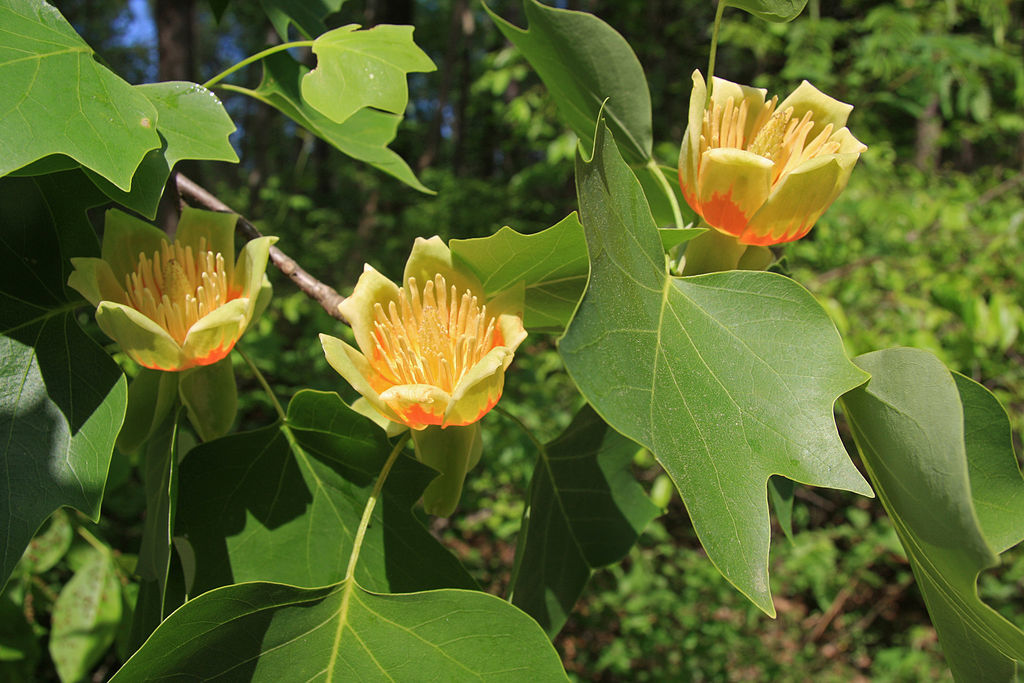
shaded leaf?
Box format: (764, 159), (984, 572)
(259, 0), (345, 41)
(0, 174), (126, 591)
(486, 0), (652, 162)
(177, 390), (474, 595)
(17, 509), (72, 574)
(727, 0), (808, 23)
(302, 24), (435, 125)
(113, 580), (567, 680)
(242, 53), (431, 193)
(450, 214), (588, 332)
(510, 404), (659, 636)
(842, 348), (1024, 681)
(559, 119), (871, 615)
(0, 0), (160, 189)
(49, 548), (122, 683)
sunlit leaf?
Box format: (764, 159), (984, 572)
(726, 0), (808, 23)
(559, 119), (871, 615)
(451, 214), (588, 332)
(302, 24), (435, 125)
(510, 404), (659, 636)
(49, 547), (122, 683)
(0, 0), (160, 189)
(242, 53), (431, 193)
(485, 0), (652, 162)
(0, 173), (126, 591)
(177, 390), (474, 595)
(112, 580), (568, 680)
(842, 348), (1024, 681)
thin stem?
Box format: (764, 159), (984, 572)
(706, 0), (727, 106)
(76, 525), (109, 555)
(344, 433), (411, 581)
(493, 405), (546, 456)
(202, 41), (315, 89)
(646, 158), (685, 229)
(236, 347), (287, 422)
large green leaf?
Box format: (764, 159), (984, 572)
(0, 0), (160, 189)
(236, 52), (430, 193)
(726, 0), (808, 23)
(450, 214), (588, 332)
(510, 404), (659, 636)
(559, 120), (871, 615)
(83, 82), (240, 219)
(258, 0), (346, 41)
(0, 173), (126, 591)
(112, 580), (568, 680)
(485, 0), (652, 163)
(842, 348), (1024, 681)
(177, 390), (474, 595)
(302, 24), (435, 125)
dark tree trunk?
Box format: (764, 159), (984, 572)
(914, 94), (942, 172)
(156, 0), (196, 233)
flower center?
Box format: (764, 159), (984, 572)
(371, 274), (501, 393)
(701, 95), (842, 186)
(124, 238), (235, 344)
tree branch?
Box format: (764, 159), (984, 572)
(175, 173), (348, 323)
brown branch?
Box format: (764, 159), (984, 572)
(175, 173), (348, 323)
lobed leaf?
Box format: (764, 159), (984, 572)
(842, 348), (1024, 681)
(113, 580), (568, 681)
(726, 0), (808, 23)
(559, 119), (871, 615)
(259, 0), (346, 41)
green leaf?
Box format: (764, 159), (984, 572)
(258, 0), (345, 41)
(49, 548), (122, 683)
(302, 24), (436, 125)
(178, 357), (237, 442)
(768, 477), (795, 542)
(450, 214), (588, 332)
(0, 173), (126, 592)
(0, 0), (160, 189)
(510, 404), (659, 636)
(117, 369), (179, 454)
(559, 120), (871, 615)
(112, 580), (568, 680)
(177, 390), (474, 595)
(83, 82), (240, 219)
(842, 348), (1024, 681)
(485, 0), (652, 162)
(17, 509), (72, 574)
(726, 0), (808, 22)
(658, 227), (706, 251)
(243, 53), (431, 193)
(637, 163), (697, 229)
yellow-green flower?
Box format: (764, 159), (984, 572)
(320, 236), (526, 516)
(320, 236), (526, 431)
(68, 208), (274, 371)
(678, 70), (866, 245)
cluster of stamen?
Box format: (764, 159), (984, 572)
(701, 95), (842, 186)
(371, 275), (499, 393)
(124, 238), (234, 344)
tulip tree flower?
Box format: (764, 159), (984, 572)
(320, 236), (526, 516)
(68, 208), (275, 372)
(68, 208), (275, 443)
(678, 70), (866, 246)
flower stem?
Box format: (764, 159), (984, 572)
(706, 0), (727, 106)
(646, 158), (685, 229)
(494, 405), (546, 455)
(344, 433), (411, 581)
(236, 347), (287, 422)
(202, 41), (315, 89)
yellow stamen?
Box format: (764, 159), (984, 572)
(701, 93), (841, 188)
(124, 238), (234, 344)
(371, 275), (499, 393)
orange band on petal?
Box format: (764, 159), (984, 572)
(396, 403), (446, 430)
(699, 192), (753, 238)
(193, 342), (234, 367)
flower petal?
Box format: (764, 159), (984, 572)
(696, 148), (773, 237)
(338, 265), (401, 360)
(403, 236), (483, 298)
(777, 80), (854, 142)
(95, 301), (187, 371)
(484, 281), (528, 352)
(679, 70), (708, 210)
(67, 257), (129, 307)
(181, 297), (249, 366)
(379, 383), (452, 430)
(708, 74), (769, 144)
(233, 236), (277, 314)
(350, 397), (409, 438)
(741, 155), (841, 245)
(101, 209), (170, 282)
(175, 208), (239, 283)
(444, 346), (512, 427)
(320, 333), (401, 424)
(411, 423), (482, 517)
